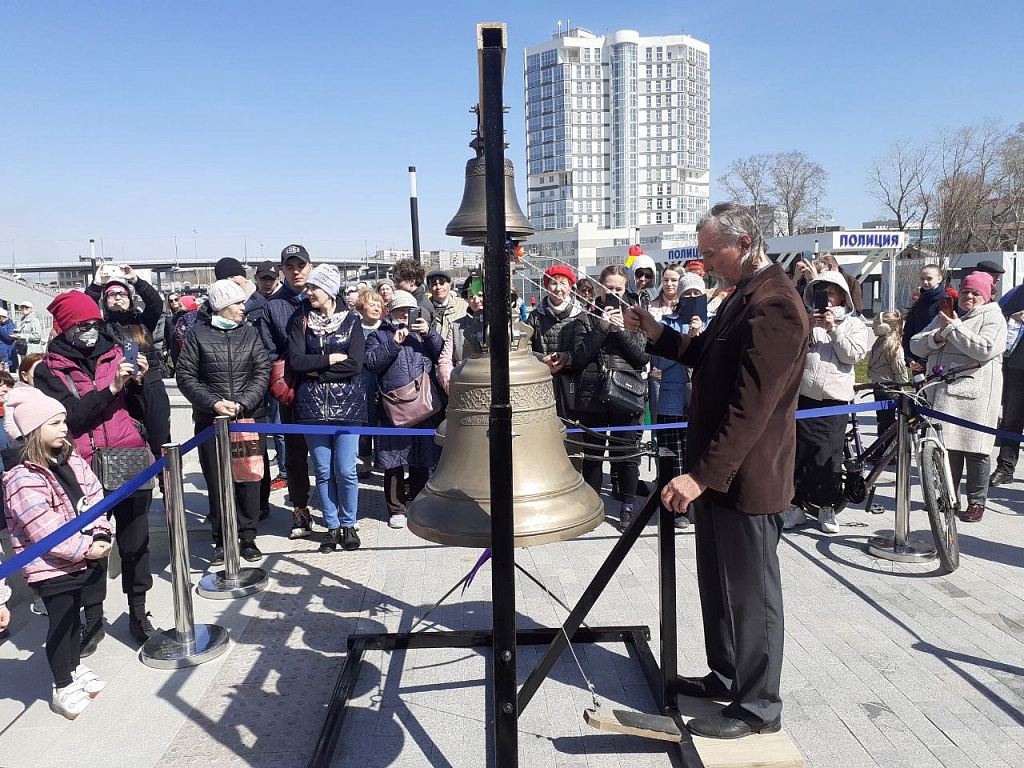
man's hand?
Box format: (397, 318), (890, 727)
(624, 305), (664, 342)
(661, 473), (706, 514)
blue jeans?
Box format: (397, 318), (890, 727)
(266, 396), (287, 477)
(305, 431), (359, 528)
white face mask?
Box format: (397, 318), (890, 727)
(70, 328), (99, 348)
(830, 305), (847, 323)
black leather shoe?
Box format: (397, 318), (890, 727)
(128, 612), (158, 644)
(688, 711), (781, 739)
(675, 673), (730, 699)
(989, 468), (1014, 486)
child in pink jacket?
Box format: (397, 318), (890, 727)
(3, 388), (112, 719)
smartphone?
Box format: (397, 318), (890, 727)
(406, 307), (421, 326)
(678, 294), (708, 325)
(470, 275), (484, 296)
(939, 296), (955, 316)
(121, 340), (139, 375)
(813, 287), (830, 313)
(596, 293), (622, 311)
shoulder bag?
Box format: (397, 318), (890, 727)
(380, 366), (442, 428)
(56, 371), (155, 491)
(230, 418), (264, 482)
(598, 352), (647, 418)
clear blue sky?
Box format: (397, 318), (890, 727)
(2, 0), (1020, 266)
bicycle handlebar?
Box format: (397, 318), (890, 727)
(853, 362), (983, 394)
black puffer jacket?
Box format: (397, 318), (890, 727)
(288, 307), (367, 425)
(175, 319), (270, 420)
(570, 312), (649, 414)
(526, 298), (583, 359)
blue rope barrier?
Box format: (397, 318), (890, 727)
(0, 429), (214, 583)
(914, 406), (1024, 444)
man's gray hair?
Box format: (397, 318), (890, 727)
(697, 202), (766, 266)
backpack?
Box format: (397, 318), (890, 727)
(170, 309), (200, 365)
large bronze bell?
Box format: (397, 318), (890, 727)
(407, 323), (603, 548)
(446, 138), (535, 243)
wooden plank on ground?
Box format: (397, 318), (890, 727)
(676, 695), (806, 768)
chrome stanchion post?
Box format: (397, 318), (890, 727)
(141, 443), (230, 668)
(868, 392), (936, 563)
(197, 417), (269, 599)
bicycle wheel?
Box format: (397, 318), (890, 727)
(920, 445), (960, 573)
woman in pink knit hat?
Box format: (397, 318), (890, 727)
(3, 388), (112, 719)
(910, 270), (1007, 522)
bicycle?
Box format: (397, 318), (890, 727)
(835, 362), (981, 573)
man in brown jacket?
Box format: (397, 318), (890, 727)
(626, 203), (809, 739)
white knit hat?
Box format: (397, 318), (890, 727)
(389, 290), (418, 310)
(307, 264), (342, 298)
(207, 279), (247, 312)
(679, 273), (706, 295)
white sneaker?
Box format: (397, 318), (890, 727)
(71, 664), (106, 698)
(50, 682), (92, 719)
(389, 514), (407, 529)
(818, 506), (840, 534)
(781, 505), (807, 530)
(30, 596), (48, 616)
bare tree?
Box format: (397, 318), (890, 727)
(717, 151), (828, 236)
(867, 138), (935, 245)
(934, 119), (1009, 259)
(770, 151), (829, 235)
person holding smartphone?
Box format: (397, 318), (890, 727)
(782, 271), (872, 534)
(528, 265), (584, 419)
(365, 290), (444, 529)
(570, 265), (649, 531)
(438, 274), (485, 393)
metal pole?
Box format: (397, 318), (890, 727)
(887, 250), (897, 314)
(198, 417), (269, 599)
(479, 23), (517, 768)
(656, 448), (677, 708)
(868, 392), (936, 563)
(141, 443), (230, 668)
(409, 166), (422, 263)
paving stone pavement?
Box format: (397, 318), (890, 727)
(1, 442), (1023, 767)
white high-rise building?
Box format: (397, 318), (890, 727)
(524, 26), (710, 233)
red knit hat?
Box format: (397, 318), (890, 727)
(47, 291), (102, 333)
(543, 265), (577, 287)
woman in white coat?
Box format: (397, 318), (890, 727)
(910, 271), (1006, 523)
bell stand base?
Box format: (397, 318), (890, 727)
(197, 567), (270, 600)
(868, 535), (937, 563)
(139, 623), (230, 670)
(306, 461), (704, 768)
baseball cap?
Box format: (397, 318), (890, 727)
(281, 244), (311, 264)
(255, 261), (279, 279)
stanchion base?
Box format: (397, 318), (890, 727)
(196, 567), (269, 600)
(140, 623), (230, 670)
(868, 535), (937, 563)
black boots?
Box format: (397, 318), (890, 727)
(342, 526), (360, 551)
(319, 527), (341, 553)
(80, 620), (105, 658)
(128, 597), (158, 644)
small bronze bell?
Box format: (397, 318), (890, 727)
(446, 137), (535, 243)
(407, 322), (603, 548)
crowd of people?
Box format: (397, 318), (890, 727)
(0, 229), (1018, 727)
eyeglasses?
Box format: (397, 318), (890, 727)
(74, 321), (102, 332)
(106, 290), (129, 299)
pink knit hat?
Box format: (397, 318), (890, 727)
(961, 271), (994, 302)
(7, 388), (66, 438)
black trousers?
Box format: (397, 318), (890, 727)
(383, 466), (429, 517)
(995, 366), (1024, 473)
(693, 499), (784, 726)
(576, 411), (642, 504)
(37, 568), (97, 688)
(195, 420), (261, 543)
(794, 396), (848, 510)
(110, 490), (153, 598)
(279, 401), (310, 509)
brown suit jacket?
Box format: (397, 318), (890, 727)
(649, 264), (809, 515)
